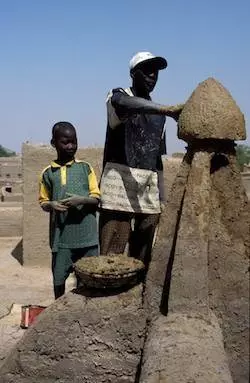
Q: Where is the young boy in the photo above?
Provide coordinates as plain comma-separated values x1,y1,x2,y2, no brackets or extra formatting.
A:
39,121,100,299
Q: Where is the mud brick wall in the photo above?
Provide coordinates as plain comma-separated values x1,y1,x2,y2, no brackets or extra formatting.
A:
0,205,23,237
22,143,181,266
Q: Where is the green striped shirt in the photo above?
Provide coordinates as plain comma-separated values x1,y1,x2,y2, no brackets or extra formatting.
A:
39,159,100,252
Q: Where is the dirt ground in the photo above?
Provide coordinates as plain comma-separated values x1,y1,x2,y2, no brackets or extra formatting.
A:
0,236,75,368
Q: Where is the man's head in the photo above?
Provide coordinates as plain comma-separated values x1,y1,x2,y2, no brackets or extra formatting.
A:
51,121,77,161
129,51,167,96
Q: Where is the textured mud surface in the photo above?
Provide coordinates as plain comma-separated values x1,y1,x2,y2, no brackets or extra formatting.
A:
0,285,146,383
178,77,246,141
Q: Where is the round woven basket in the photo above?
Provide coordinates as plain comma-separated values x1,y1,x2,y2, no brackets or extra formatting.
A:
74,254,145,289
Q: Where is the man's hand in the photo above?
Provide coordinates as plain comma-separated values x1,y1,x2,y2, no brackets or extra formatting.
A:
41,201,68,212
60,194,86,207
162,103,185,122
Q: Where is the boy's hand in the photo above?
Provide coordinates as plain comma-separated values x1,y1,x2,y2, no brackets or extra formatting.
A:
41,201,68,212
51,201,69,211
60,194,86,207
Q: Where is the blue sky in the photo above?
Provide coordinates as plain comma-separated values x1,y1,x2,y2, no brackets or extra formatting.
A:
0,0,249,154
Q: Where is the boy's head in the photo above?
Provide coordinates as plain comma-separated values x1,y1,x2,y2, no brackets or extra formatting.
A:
51,121,78,161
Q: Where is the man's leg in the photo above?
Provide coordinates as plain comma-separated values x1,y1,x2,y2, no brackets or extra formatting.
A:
99,209,131,255
129,213,160,271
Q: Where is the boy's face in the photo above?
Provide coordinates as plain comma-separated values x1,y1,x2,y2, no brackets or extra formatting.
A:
54,128,77,161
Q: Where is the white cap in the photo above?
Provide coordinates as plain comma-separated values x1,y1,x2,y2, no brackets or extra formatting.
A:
129,51,167,72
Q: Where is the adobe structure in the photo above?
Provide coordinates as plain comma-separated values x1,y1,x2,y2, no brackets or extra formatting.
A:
0,156,23,237
143,78,249,382
0,156,22,187
0,78,249,383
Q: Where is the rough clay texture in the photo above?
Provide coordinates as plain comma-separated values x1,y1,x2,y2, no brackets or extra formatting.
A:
167,150,211,314
0,284,146,383
140,312,233,383
178,78,246,141
22,143,103,266
208,154,250,383
144,147,249,382
144,152,192,321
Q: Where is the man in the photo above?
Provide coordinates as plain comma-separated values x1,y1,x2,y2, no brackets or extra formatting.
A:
99,51,183,268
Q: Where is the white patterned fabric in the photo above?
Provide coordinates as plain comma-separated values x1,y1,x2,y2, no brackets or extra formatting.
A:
100,162,161,214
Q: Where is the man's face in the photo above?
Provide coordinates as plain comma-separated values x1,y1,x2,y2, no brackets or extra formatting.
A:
132,61,159,94
55,128,78,160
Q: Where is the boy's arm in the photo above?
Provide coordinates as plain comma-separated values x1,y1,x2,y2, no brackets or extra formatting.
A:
61,194,99,207
39,170,67,212
87,164,101,201
39,170,51,211
111,89,184,121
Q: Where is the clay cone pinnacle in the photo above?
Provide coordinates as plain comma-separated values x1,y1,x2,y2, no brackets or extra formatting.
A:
178,77,246,142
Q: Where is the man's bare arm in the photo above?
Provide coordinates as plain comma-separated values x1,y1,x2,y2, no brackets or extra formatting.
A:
111,91,184,121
